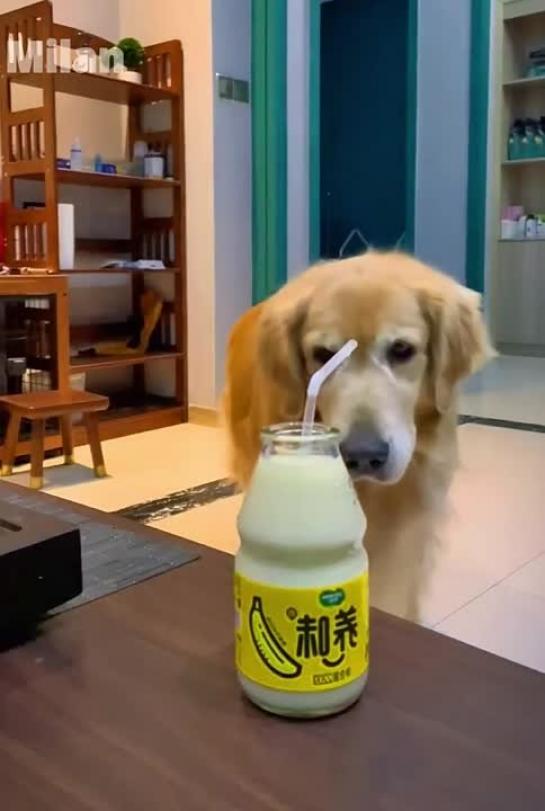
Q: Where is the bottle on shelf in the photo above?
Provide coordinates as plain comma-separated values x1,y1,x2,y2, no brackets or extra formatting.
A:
533,119,545,158
522,119,536,159
70,138,83,171
507,119,524,160
527,47,545,78
133,141,147,177
6,357,26,394
525,214,537,239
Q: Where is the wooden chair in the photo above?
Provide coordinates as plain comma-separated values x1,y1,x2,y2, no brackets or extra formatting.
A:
0,390,109,489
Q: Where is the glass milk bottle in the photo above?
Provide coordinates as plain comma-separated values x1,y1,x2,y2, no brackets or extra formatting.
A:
235,423,369,718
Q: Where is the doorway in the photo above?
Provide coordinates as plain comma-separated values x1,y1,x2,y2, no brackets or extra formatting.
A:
317,0,417,259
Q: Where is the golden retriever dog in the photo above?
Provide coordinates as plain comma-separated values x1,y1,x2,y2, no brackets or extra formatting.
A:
223,252,492,621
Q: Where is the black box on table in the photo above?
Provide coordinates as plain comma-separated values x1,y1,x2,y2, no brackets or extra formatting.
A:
0,500,82,630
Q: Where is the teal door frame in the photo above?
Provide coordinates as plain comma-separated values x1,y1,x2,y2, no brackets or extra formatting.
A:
465,0,492,294
251,0,288,304
309,0,321,263
309,0,418,260
405,0,418,253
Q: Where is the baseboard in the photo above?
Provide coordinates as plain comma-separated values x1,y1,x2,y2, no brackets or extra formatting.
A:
188,406,219,427
497,343,545,358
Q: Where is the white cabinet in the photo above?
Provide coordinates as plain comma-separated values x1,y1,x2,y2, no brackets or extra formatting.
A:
494,241,545,349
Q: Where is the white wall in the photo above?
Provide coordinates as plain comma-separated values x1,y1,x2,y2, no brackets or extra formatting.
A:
414,0,472,283
212,0,252,396
48,0,123,158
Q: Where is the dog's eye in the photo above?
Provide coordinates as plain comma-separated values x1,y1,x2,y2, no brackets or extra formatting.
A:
312,346,336,366
387,340,416,364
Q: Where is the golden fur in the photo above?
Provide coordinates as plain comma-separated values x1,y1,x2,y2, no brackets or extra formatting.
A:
223,252,492,620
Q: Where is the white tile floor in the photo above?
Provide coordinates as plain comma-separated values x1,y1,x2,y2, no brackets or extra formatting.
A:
4,355,545,674
424,426,545,671
436,554,545,674
421,424,545,626
4,422,231,512
462,354,545,424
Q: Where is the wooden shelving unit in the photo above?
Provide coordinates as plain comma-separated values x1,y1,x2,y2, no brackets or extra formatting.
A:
489,0,545,354
0,1,188,452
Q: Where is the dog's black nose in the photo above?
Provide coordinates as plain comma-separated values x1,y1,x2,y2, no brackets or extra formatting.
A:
341,433,390,477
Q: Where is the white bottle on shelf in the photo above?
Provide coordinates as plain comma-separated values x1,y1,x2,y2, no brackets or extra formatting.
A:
70,138,83,171
525,215,537,239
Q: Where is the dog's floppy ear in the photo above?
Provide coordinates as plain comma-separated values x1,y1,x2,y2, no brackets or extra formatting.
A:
423,284,493,413
257,293,309,417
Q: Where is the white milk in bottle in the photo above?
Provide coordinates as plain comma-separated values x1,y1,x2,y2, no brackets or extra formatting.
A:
235,422,369,718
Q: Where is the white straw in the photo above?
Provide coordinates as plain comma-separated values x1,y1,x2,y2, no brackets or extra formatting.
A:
302,339,358,435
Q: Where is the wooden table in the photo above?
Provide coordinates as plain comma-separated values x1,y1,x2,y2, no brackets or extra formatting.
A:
0,482,544,810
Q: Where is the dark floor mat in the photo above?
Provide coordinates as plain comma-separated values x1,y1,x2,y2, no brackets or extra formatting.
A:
116,478,238,523
1,489,199,614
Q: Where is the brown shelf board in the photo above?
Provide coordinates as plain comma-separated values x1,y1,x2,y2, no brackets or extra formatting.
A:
82,392,184,430
70,350,182,373
65,267,181,274
503,76,545,89
11,70,178,105
77,393,185,442
76,403,185,442
502,157,545,167
499,238,545,243
15,169,180,190
57,169,180,189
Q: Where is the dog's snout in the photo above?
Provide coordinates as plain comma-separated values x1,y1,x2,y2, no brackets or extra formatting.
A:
341,431,390,478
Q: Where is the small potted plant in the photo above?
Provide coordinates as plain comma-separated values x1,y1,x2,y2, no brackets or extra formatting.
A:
116,37,145,84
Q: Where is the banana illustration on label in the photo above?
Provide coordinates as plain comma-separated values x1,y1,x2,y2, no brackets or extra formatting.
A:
249,596,303,679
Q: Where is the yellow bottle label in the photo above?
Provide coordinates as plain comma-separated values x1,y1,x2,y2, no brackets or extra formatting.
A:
235,572,369,692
